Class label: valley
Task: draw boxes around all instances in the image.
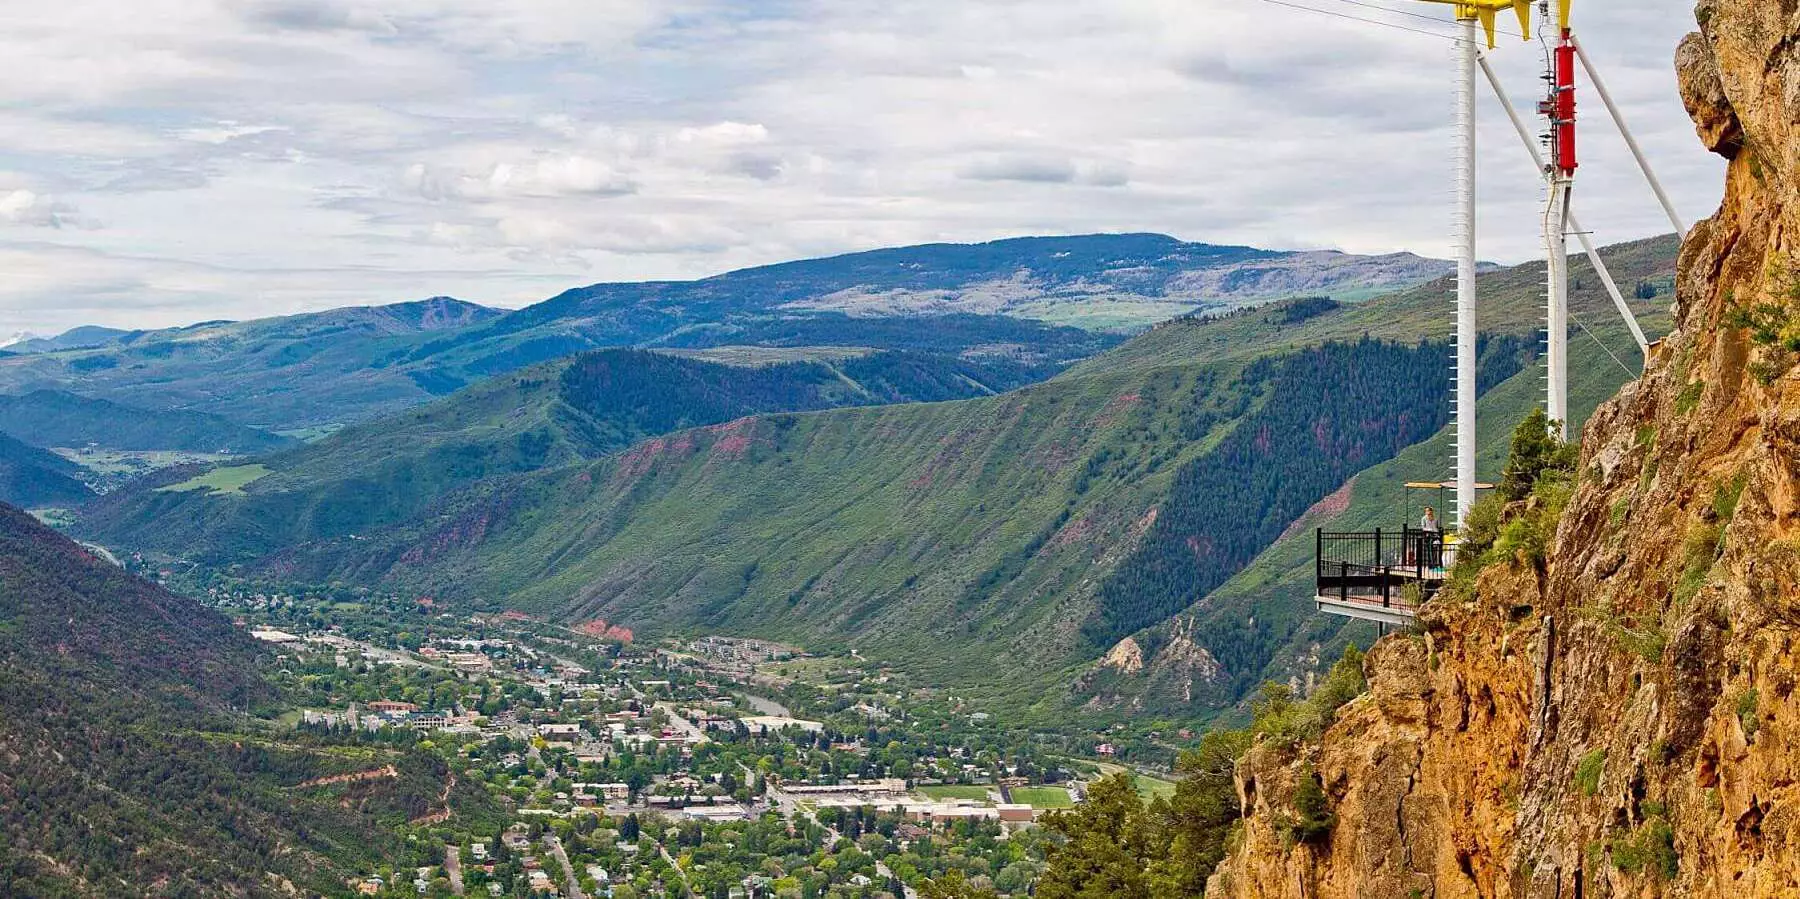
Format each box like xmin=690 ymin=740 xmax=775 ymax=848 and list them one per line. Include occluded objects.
xmin=0 ymin=0 xmax=1767 ymax=894
xmin=51 ymin=234 xmax=1677 ymax=732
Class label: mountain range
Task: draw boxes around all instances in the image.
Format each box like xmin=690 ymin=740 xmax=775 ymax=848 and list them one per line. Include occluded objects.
xmin=0 ymin=234 xmax=1462 ymax=432
xmin=67 ymin=233 xmax=1679 ymax=722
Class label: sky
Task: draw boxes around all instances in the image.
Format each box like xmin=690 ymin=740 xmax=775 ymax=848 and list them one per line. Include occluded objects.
xmin=0 ymin=0 xmax=1723 ymax=336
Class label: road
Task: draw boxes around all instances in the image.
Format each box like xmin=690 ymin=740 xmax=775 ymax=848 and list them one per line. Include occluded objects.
xmin=658 ymin=843 xmax=693 ymax=895
xmin=653 ymin=702 xmax=711 ymax=744
xmin=443 ymin=845 xmax=464 ymax=896
xmin=543 ymin=833 xmax=586 ymax=899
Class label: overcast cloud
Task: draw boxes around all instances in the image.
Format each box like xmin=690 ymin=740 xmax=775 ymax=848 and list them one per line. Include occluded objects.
xmin=0 ymin=0 xmax=1722 ymax=335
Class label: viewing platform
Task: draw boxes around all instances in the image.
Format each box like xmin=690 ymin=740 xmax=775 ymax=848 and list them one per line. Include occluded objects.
xmin=1314 ymin=526 xmax=1455 ymax=627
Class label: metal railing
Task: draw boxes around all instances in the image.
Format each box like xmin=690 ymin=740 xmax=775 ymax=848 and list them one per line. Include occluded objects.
xmin=1315 ymin=527 xmax=1452 ymax=611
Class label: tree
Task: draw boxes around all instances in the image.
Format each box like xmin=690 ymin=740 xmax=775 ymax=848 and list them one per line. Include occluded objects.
xmin=920 ymin=869 xmax=999 ymax=899
xmin=1036 ymin=775 xmax=1158 ymax=899
xmin=1498 ymin=408 xmax=1577 ymax=502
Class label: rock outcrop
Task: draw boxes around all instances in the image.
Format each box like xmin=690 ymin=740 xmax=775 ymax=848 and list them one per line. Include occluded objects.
xmin=1209 ymin=4 xmax=1800 ymax=896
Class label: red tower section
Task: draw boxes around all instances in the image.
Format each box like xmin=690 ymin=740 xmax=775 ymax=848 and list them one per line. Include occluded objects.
xmin=1554 ymin=33 xmax=1577 ymax=175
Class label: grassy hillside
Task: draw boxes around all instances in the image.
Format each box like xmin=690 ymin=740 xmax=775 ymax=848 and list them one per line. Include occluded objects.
xmin=0 ymin=504 xmax=478 ymax=896
xmin=0 ymin=389 xmax=293 ymax=454
xmin=247 ymin=337 xmax=1521 ymax=715
xmin=78 ymin=347 xmax=1042 ymax=563
xmin=1074 ymin=255 xmax=1678 ymax=721
xmin=0 ymin=297 xmax=500 ymax=430
xmin=0 ymin=432 xmax=94 ymax=508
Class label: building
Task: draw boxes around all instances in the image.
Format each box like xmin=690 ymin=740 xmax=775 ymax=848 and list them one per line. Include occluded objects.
xmin=369 ymin=701 xmax=419 ymax=714
xmin=538 ymin=723 xmax=583 ymax=742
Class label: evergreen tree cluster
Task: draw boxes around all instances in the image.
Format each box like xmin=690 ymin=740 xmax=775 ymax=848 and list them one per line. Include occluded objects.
xmin=1085 ymin=336 xmax=1532 ymax=654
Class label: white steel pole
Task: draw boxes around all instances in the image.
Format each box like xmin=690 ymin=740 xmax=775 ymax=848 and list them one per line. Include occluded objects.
xmin=1572 ymin=36 xmax=1687 ymax=237
xmin=1545 ymin=11 xmax=1570 ymax=441
xmin=1545 ymin=182 xmax=1570 ymax=438
xmin=1477 ymin=51 xmax=1653 ymax=359
xmin=1454 ymin=18 xmax=1478 ymax=528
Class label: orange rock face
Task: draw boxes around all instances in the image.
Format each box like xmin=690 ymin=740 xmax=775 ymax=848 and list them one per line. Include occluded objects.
xmin=1209 ymin=4 xmax=1800 ymax=896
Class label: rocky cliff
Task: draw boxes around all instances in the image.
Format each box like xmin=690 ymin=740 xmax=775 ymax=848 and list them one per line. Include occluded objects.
xmin=1208 ymin=4 xmax=1800 ymax=897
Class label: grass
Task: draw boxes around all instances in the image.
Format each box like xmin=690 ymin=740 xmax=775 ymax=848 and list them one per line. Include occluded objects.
xmin=29 ymin=508 xmax=79 ymax=529
xmin=275 ymin=424 xmax=344 ymax=443
xmin=1086 ymin=760 xmax=1177 ymax=801
xmin=917 ymin=785 xmax=992 ymax=801
xmin=1011 ymin=786 xmax=1075 ymax=808
xmin=52 ymin=448 xmax=233 ymax=477
xmin=155 ymin=464 xmax=273 ymax=496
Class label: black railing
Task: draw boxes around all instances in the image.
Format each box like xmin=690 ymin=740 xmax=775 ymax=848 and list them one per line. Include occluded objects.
xmin=1315 ymin=527 xmax=1448 ymax=611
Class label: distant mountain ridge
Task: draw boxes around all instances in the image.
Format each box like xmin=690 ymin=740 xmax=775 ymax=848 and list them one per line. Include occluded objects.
xmin=0 ymin=432 xmax=93 ymax=507
xmin=0 ymin=236 xmax=1459 ymax=432
xmin=0 ymin=389 xmax=293 ymax=454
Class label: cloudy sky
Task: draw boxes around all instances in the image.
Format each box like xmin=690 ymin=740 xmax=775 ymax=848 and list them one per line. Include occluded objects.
xmin=0 ymin=0 xmax=1721 ymax=336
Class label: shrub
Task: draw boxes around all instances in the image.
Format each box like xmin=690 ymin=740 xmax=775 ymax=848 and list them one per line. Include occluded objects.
xmin=1286 ymin=763 xmax=1334 ymax=845
xmin=1737 ymin=687 xmax=1760 ymax=740
xmin=1728 ymin=259 xmax=1800 ymax=383
xmin=1499 ymin=409 xmax=1578 ymax=502
xmin=1250 ymin=645 xmax=1370 ymax=747
xmin=1610 ymin=818 xmax=1678 ymax=882
xmin=1573 ymin=748 xmax=1606 ymax=797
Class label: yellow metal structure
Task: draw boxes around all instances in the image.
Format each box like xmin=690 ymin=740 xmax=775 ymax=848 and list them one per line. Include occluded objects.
xmin=1411 ymin=0 xmax=1537 ymax=47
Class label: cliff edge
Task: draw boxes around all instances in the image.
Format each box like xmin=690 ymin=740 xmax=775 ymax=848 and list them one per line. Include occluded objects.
xmin=1209 ymin=3 xmax=1800 ymax=896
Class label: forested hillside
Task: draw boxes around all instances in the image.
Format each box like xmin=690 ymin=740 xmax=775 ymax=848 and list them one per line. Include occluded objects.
xmin=1083 ymin=334 xmax=1533 ymax=649
xmin=0 ymin=389 xmax=293 ymax=454
xmin=230 ymin=334 xmax=1520 ymax=716
xmin=78 ymin=347 xmax=1032 ymax=564
xmin=1076 ymin=241 xmax=1679 ymax=719
xmin=0 ymin=504 xmax=479 ymax=896
xmin=0 ymin=432 xmax=93 ymax=508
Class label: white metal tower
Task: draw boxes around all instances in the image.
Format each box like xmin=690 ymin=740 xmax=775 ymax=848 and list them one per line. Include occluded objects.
xmin=1453 ymin=14 xmax=1479 ymax=527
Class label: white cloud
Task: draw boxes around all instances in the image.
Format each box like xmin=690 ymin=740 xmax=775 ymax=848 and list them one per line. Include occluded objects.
xmin=0 ymin=0 xmax=1725 ymax=335
xmin=0 ymin=190 xmax=99 ymax=230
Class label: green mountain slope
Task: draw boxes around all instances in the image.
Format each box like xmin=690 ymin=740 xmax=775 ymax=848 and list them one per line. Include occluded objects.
xmin=0 ymin=389 xmax=294 ymax=454
xmin=0 ymin=432 xmax=94 ymax=508
xmin=292 ymin=237 xmax=1670 ymax=716
xmin=251 ymin=338 xmax=1522 ymax=713
xmin=1075 ymin=244 xmax=1679 ymax=719
xmin=0 ymin=298 xmax=500 ymax=430
xmin=78 ymin=347 xmax=1038 ymax=563
xmin=0 ymin=504 xmax=476 ymax=896
xmin=1080 ymin=234 xmax=1678 ymax=376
